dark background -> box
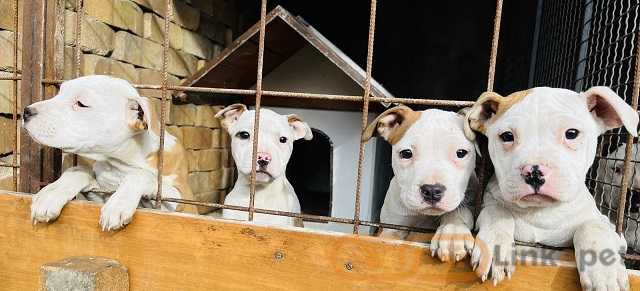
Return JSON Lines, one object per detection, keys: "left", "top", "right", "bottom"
{"left": 238, "top": 1, "right": 539, "bottom": 101}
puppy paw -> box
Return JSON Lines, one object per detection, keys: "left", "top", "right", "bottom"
{"left": 430, "top": 223, "right": 474, "bottom": 262}
{"left": 578, "top": 257, "right": 629, "bottom": 291}
{"left": 99, "top": 196, "right": 138, "bottom": 231}
{"left": 31, "top": 185, "right": 69, "bottom": 224}
{"left": 471, "top": 230, "right": 515, "bottom": 286}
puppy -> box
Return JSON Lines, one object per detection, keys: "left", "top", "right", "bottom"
{"left": 596, "top": 143, "right": 640, "bottom": 251}
{"left": 215, "top": 104, "right": 312, "bottom": 226}
{"left": 465, "top": 87, "right": 638, "bottom": 290}
{"left": 363, "top": 106, "right": 479, "bottom": 262}
{"left": 24, "top": 75, "right": 197, "bottom": 231}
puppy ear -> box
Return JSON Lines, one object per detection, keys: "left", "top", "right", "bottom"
{"left": 363, "top": 105, "right": 421, "bottom": 144}
{"left": 464, "top": 92, "right": 503, "bottom": 140}
{"left": 584, "top": 86, "right": 639, "bottom": 136}
{"left": 215, "top": 103, "right": 247, "bottom": 129}
{"left": 287, "top": 114, "right": 313, "bottom": 140}
{"left": 127, "top": 98, "right": 150, "bottom": 131}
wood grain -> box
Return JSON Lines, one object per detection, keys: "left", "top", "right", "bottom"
{"left": 0, "top": 192, "right": 638, "bottom": 290}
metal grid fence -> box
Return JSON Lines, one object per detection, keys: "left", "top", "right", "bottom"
{"left": 3, "top": 0, "right": 640, "bottom": 264}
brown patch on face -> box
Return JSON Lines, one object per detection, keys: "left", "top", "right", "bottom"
{"left": 363, "top": 105, "right": 422, "bottom": 145}
{"left": 467, "top": 89, "right": 531, "bottom": 135}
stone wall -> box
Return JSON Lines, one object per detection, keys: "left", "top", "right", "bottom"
{"left": 0, "top": 0, "right": 239, "bottom": 212}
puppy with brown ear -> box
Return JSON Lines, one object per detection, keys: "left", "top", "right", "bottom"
{"left": 364, "top": 105, "right": 479, "bottom": 262}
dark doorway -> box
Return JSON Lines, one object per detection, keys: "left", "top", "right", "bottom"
{"left": 286, "top": 128, "right": 332, "bottom": 217}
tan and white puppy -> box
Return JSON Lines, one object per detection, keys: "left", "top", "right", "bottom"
{"left": 364, "top": 106, "right": 479, "bottom": 262}
{"left": 465, "top": 87, "right": 638, "bottom": 290}
{"left": 216, "top": 104, "right": 312, "bottom": 226}
{"left": 24, "top": 75, "right": 197, "bottom": 231}
{"left": 596, "top": 143, "right": 640, "bottom": 251}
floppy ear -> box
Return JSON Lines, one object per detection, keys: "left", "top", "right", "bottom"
{"left": 584, "top": 86, "right": 639, "bottom": 136}
{"left": 127, "top": 98, "right": 151, "bottom": 132}
{"left": 464, "top": 92, "right": 503, "bottom": 141}
{"left": 287, "top": 114, "right": 313, "bottom": 140}
{"left": 363, "top": 105, "right": 421, "bottom": 145}
{"left": 215, "top": 103, "right": 247, "bottom": 129}
{"left": 457, "top": 106, "right": 482, "bottom": 156}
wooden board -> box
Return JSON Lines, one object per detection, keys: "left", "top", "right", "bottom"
{"left": 0, "top": 192, "right": 639, "bottom": 290}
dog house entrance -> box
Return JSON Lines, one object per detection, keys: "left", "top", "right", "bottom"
{"left": 286, "top": 128, "right": 332, "bottom": 218}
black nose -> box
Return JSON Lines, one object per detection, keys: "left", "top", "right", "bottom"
{"left": 257, "top": 159, "right": 269, "bottom": 167}
{"left": 23, "top": 106, "right": 36, "bottom": 123}
{"left": 523, "top": 165, "right": 545, "bottom": 192}
{"left": 420, "top": 183, "right": 445, "bottom": 203}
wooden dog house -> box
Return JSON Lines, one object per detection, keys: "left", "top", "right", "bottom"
{"left": 182, "top": 6, "right": 395, "bottom": 233}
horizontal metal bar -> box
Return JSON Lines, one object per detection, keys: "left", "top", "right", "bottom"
{"left": 0, "top": 75, "right": 22, "bottom": 80}
{"left": 41, "top": 79, "right": 475, "bottom": 107}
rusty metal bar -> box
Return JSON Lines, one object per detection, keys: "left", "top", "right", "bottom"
{"left": 615, "top": 30, "right": 640, "bottom": 234}
{"left": 353, "top": 0, "right": 377, "bottom": 234}
{"left": 247, "top": 0, "right": 268, "bottom": 221}
{"left": 154, "top": 0, "right": 173, "bottom": 209}
{"left": 74, "top": 0, "right": 83, "bottom": 78}
{"left": 0, "top": 75, "right": 21, "bottom": 80}
{"left": 11, "top": 0, "right": 19, "bottom": 189}
{"left": 487, "top": 0, "right": 503, "bottom": 91}
{"left": 40, "top": 79, "right": 476, "bottom": 107}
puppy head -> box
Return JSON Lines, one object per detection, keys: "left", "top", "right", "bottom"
{"left": 364, "top": 106, "right": 476, "bottom": 215}
{"left": 23, "top": 75, "right": 151, "bottom": 157}
{"left": 216, "top": 104, "right": 312, "bottom": 183}
{"left": 596, "top": 143, "right": 640, "bottom": 213}
{"left": 466, "top": 87, "right": 638, "bottom": 208}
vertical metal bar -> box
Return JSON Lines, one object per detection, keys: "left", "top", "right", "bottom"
{"left": 487, "top": 0, "right": 503, "bottom": 92}
{"left": 74, "top": 0, "right": 83, "bottom": 78}
{"left": 248, "top": 0, "right": 268, "bottom": 221}
{"left": 155, "top": 0, "right": 173, "bottom": 208}
{"left": 20, "top": 0, "right": 45, "bottom": 193}
{"left": 353, "top": 0, "right": 377, "bottom": 234}
{"left": 616, "top": 30, "right": 640, "bottom": 234}
{"left": 11, "top": 0, "right": 19, "bottom": 189}
{"left": 528, "top": 0, "right": 544, "bottom": 87}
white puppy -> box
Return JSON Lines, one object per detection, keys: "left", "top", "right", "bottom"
{"left": 363, "top": 106, "right": 479, "bottom": 262}
{"left": 596, "top": 143, "right": 640, "bottom": 251}
{"left": 24, "top": 75, "right": 197, "bottom": 231}
{"left": 465, "top": 87, "right": 638, "bottom": 290}
{"left": 215, "top": 104, "right": 312, "bottom": 226}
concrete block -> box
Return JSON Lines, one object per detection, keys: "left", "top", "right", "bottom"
{"left": 0, "top": 30, "right": 21, "bottom": 72}
{"left": 188, "top": 149, "right": 220, "bottom": 171}
{"left": 194, "top": 105, "right": 219, "bottom": 128}
{"left": 170, "top": 104, "right": 196, "bottom": 126}
{"left": 187, "top": 171, "right": 214, "bottom": 193}
{"left": 136, "top": 68, "right": 180, "bottom": 98}
{"left": 142, "top": 12, "right": 183, "bottom": 50}
{"left": 182, "top": 29, "right": 213, "bottom": 59}
{"left": 0, "top": 80, "right": 19, "bottom": 114}
{"left": 64, "top": 10, "right": 115, "bottom": 56}
{"left": 192, "top": 191, "right": 219, "bottom": 214}
{"left": 166, "top": 125, "right": 183, "bottom": 142}
{"left": 168, "top": 49, "right": 197, "bottom": 77}
{"left": 112, "top": 31, "right": 163, "bottom": 70}
{"left": 182, "top": 126, "right": 212, "bottom": 149}
{"left": 114, "top": 0, "right": 144, "bottom": 36}
{"left": 0, "top": 116, "right": 15, "bottom": 155}
{"left": 0, "top": 0, "right": 22, "bottom": 32}
{"left": 41, "top": 256, "right": 129, "bottom": 291}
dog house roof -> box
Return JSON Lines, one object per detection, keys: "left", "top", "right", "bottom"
{"left": 180, "top": 5, "right": 393, "bottom": 111}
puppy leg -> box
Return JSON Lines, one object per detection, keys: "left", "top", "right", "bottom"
{"left": 574, "top": 221, "right": 629, "bottom": 291}
{"left": 31, "top": 166, "right": 97, "bottom": 224}
{"left": 431, "top": 206, "right": 474, "bottom": 262}
{"left": 471, "top": 205, "right": 516, "bottom": 285}
{"left": 99, "top": 170, "right": 155, "bottom": 231}
{"left": 378, "top": 228, "right": 410, "bottom": 240}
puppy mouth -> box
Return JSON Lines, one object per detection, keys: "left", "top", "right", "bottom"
{"left": 519, "top": 193, "right": 558, "bottom": 204}
{"left": 256, "top": 170, "right": 273, "bottom": 179}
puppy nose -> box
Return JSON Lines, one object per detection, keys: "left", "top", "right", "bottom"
{"left": 257, "top": 152, "right": 271, "bottom": 167}
{"left": 420, "top": 183, "right": 445, "bottom": 204}
{"left": 22, "top": 106, "right": 36, "bottom": 122}
{"left": 522, "top": 164, "right": 546, "bottom": 192}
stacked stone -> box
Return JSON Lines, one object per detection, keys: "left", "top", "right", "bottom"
{"left": 0, "top": 0, "right": 21, "bottom": 190}
{"left": 169, "top": 104, "right": 235, "bottom": 214}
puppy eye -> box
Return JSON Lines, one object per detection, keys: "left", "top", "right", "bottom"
{"left": 235, "top": 131, "right": 250, "bottom": 140}
{"left": 76, "top": 101, "right": 89, "bottom": 108}
{"left": 565, "top": 128, "right": 580, "bottom": 140}
{"left": 499, "top": 131, "right": 514, "bottom": 142}
{"left": 279, "top": 137, "right": 288, "bottom": 143}
{"left": 456, "top": 149, "right": 468, "bottom": 158}
{"left": 399, "top": 149, "right": 413, "bottom": 159}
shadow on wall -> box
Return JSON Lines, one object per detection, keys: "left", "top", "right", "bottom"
{"left": 286, "top": 128, "right": 332, "bottom": 217}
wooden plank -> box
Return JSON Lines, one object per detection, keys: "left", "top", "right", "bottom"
{"left": 19, "top": 0, "right": 45, "bottom": 193}
{"left": 0, "top": 192, "right": 638, "bottom": 290}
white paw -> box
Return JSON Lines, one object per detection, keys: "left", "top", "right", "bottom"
{"left": 578, "top": 256, "right": 629, "bottom": 291}
{"left": 99, "top": 196, "right": 138, "bottom": 231}
{"left": 470, "top": 230, "right": 515, "bottom": 286}
{"left": 430, "top": 223, "right": 474, "bottom": 262}
{"left": 30, "top": 185, "right": 70, "bottom": 224}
